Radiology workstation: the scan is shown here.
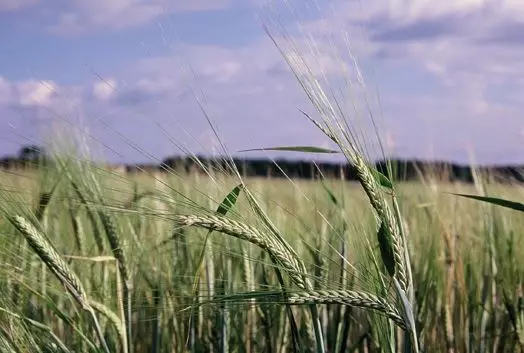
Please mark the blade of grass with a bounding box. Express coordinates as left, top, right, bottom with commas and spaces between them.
449, 193, 524, 213
238, 146, 340, 154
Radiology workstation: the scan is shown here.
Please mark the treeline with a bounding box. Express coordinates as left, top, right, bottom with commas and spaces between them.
2, 145, 523, 183
154, 155, 524, 183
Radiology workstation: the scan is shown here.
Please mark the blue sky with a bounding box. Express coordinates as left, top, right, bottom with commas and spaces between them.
0, 0, 523, 165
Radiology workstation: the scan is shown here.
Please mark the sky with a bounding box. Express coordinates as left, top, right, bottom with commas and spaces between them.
0, 0, 523, 166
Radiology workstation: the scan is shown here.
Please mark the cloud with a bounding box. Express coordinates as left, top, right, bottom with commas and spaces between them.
369, 15, 466, 42
254, 0, 524, 163
92, 79, 117, 101
0, 77, 62, 108
17, 80, 57, 107
2, 0, 524, 165
42, 0, 233, 35
0, 77, 90, 157
477, 21, 524, 45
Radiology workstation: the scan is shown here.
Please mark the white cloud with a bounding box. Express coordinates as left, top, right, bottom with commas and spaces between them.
12, 79, 57, 107
386, 0, 485, 22
202, 60, 243, 83
254, 0, 524, 162
44, 0, 233, 34
82, 0, 523, 163
19, 84, 54, 106
0, 77, 90, 159
93, 79, 117, 100
0, 77, 85, 116
3, 0, 524, 164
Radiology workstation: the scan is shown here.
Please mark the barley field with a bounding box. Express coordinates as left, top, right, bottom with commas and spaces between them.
0, 159, 523, 353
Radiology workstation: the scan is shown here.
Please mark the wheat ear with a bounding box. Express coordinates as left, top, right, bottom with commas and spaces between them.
8, 214, 111, 353
286, 289, 405, 329
174, 214, 308, 289
174, 214, 403, 326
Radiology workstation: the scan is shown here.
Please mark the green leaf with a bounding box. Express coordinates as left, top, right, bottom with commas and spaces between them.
322, 182, 339, 206
216, 184, 243, 215
186, 184, 245, 344
370, 168, 393, 190
191, 184, 244, 292
238, 146, 340, 154
450, 193, 524, 213
377, 221, 396, 277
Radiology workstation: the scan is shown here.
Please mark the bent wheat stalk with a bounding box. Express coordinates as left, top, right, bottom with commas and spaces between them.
8, 214, 111, 353
174, 212, 324, 350
89, 299, 127, 353
173, 214, 406, 331
174, 214, 307, 289
286, 289, 405, 329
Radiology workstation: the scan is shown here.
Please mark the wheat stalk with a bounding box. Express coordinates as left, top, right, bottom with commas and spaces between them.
9, 215, 89, 307
263, 21, 419, 350
173, 214, 308, 289
174, 213, 410, 342
286, 289, 405, 329
8, 214, 111, 353
98, 209, 133, 344
89, 299, 128, 353
308, 117, 408, 291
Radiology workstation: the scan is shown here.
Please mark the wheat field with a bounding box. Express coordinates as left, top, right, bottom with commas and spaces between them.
0, 161, 523, 353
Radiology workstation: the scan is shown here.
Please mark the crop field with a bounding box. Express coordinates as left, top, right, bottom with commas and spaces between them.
3, 0, 523, 351
0, 162, 523, 353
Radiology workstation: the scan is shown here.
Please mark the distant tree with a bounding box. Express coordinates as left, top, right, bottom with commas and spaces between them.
17, 144, 50, 167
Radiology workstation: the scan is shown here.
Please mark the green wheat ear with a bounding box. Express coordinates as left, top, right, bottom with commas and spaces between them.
8, 214, 111, 353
